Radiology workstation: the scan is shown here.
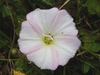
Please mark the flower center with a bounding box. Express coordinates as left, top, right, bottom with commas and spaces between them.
42, 34, 54, 45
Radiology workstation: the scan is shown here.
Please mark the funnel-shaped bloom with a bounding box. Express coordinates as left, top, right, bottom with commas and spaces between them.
18, 7, 81, 70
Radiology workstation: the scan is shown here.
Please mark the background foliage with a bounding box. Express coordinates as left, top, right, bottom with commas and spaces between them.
0, 0, 100, 75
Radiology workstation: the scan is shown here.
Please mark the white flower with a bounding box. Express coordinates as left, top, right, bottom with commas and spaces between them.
18, 7, 81, 70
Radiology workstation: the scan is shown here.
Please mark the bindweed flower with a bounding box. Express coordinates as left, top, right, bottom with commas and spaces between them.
18, 7, 81, 70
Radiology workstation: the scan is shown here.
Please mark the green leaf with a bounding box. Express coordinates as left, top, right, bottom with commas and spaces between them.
91, 43, 100, 52
15, 58, 24, 71
82, 36, 92, 50
87, 0, 100, 16
0, 5, 10, 17
82, 63, 90, 73
0, 30, 10, 40
0, 0, 4, 6
0, 30, 9, 48
0, 39, 8, 48
15, 26, 21, 36
42, 0, 53, 6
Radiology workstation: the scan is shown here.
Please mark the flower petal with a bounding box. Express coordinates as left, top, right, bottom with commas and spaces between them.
53, 22, 78, 36
27, 46, 46, 68
18, 39, 43, 54
26, 7, 59, 34
27, 46, 58, 70
52, 45, 71, 66
49, 9, 77, 36
19, 21, 41, 39
18, 7, 81, 70
53, 36, 81, 66
18, 21, 43, 54
55, 36, 81, 52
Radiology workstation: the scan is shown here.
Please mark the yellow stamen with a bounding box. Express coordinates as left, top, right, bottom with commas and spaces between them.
42, 34, 54, 41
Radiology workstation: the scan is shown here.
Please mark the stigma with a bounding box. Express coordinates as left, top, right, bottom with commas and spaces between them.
42, 34, 54, 45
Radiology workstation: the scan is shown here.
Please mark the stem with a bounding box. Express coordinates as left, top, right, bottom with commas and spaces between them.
0, 58, 18, 61
59, 0, 70, 10
5, 0, 16, 61
5, 0, 16, 75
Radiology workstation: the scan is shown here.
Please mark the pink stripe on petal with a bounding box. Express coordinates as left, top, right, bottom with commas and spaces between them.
27, 46, 46, 68
49, 9, 73, 34
51, 47, 59, 67
20, 21, 41, 39
25, 44, 43, 55
40, 46, 58, 70
26, 8, 59, 35
55, 36, 81, 52
52, 36, 81, 66
18, 39, 43, 54
52, 44, 71, 66
41, 47, 53, 70
26, 12, 42, 35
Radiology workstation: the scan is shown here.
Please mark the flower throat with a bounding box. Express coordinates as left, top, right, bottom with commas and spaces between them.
43, 34, 54, 45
